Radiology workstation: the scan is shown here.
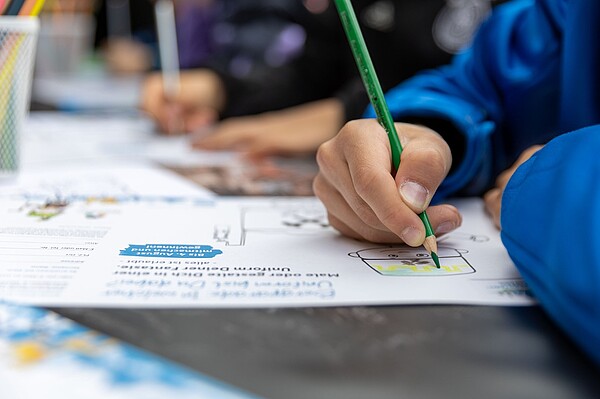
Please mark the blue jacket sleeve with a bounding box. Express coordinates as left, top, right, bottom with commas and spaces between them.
365, 0, 564, 198
500, 126, 600, 365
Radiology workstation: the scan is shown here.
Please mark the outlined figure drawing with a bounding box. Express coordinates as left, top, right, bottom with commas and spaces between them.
213, 202, 329, 246
349, 231, 490, 276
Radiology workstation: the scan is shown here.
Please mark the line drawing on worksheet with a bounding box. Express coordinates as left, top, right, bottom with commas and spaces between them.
212, 201, 493, 277
349, 232, 492, 277
213, 201, 329, 246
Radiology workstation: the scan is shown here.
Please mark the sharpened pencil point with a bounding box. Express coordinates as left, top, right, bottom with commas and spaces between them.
431, 252, 440, 268
423, 235, 439, 268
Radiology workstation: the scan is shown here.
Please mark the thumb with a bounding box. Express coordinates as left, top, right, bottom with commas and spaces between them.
394, 123, 452, 213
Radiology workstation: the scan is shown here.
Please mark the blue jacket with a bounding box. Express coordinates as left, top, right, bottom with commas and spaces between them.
366, 0, 600, 364
502, 128, 600, 366
368, 0, 600, 196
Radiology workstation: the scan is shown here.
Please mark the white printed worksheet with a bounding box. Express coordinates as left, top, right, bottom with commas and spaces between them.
0, 175, 535, 307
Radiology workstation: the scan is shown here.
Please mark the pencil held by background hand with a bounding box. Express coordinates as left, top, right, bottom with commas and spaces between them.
333, 0, 440, 267
155, 0, 182, 134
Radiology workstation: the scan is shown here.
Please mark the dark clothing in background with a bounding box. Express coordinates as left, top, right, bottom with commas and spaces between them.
198, 0, 501, 121
176, 1, 220, 69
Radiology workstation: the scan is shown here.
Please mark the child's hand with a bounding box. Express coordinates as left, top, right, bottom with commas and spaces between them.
484, 145, 544, 228
192, 99, 344, 158
313, 120, 462, 245
140, 70, 225, 134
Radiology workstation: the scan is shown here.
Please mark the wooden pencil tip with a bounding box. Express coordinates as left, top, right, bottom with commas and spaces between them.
423, 235, 440, 268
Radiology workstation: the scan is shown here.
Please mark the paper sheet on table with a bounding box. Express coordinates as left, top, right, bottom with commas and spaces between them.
22, 112, 240, 168
0, 163, 214, 199
21, 112, 318, 197
0, 192, 535, 307
32, 76, 142, 111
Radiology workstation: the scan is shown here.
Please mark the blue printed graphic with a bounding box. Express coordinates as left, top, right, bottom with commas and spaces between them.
120, 244, 223, 258
0, 301, 260, 399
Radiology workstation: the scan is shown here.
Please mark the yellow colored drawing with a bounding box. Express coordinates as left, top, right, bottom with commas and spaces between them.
350, 246, 476, 276
13, 341, 47, 365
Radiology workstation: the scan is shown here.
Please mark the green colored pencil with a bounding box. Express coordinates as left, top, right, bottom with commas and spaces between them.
333, 0, 440, 267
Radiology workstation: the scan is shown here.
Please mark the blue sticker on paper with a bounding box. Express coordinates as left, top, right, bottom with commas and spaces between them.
120, 244, 223, 258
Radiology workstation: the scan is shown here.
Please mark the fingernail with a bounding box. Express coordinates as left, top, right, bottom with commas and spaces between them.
401, 227, 423, 247
399, 181, 429, 211
436, 221, 457, 235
